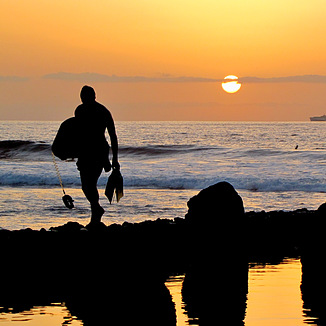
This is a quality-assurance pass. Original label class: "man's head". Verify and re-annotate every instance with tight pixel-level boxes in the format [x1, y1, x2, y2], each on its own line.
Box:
[80, 85, 96, 104]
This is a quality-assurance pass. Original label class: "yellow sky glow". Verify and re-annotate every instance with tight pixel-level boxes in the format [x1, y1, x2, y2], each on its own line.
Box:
[1, 0, 326, 120]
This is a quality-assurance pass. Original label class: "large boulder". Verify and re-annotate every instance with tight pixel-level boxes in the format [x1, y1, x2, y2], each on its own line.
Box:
[184, 181, 247, 264]
[183, 182, 248, 325]
[185, 181, 245, 227]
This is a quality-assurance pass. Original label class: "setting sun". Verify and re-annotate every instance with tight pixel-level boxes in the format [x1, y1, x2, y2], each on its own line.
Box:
[1, 0, 326, 120]
[222, 75, 242, 94]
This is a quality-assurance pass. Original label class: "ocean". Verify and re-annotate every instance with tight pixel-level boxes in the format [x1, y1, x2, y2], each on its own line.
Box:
[0, 120, 325, 230]
[1, 120, 325, 325]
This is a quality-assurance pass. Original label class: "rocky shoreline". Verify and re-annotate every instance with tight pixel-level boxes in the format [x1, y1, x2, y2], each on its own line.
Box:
[0, 207, 317, 258]
[1, 181, 325, 325]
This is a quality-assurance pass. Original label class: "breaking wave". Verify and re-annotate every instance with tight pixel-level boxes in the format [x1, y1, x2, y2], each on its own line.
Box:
[0, 140, 51, 160]
[0, 140, 214, 161]
[0, 137, 325, 193]
[0, 166, 325, 193]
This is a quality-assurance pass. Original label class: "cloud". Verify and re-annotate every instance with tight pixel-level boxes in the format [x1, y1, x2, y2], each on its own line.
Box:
[43, 72, 217, 83]
[0, 76, 29, 82]
[240, 75, 326, 83]
[42, 72, 326, 84]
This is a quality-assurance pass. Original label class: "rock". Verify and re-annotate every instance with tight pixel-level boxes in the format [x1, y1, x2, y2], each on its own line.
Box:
[183, 182, 248, 325]
[185, 181, 245, 227]
[49, 221, 85, 232]
[184, 181, 246, 253]
[317, 202, 326, 217]
[301, 203, 326, 324]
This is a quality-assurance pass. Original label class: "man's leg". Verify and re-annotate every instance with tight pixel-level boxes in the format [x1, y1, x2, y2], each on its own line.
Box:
[79, 164, 104, 223]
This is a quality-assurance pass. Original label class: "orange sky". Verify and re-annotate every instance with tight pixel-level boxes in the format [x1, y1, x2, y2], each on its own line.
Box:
[1, 0, 326, 121]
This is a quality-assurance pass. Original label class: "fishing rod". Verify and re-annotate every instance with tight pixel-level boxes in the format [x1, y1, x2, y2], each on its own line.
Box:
[51, 152, 74, 209]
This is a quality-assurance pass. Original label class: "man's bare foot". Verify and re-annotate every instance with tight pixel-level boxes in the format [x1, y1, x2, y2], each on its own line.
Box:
[90, 205, 105, 223]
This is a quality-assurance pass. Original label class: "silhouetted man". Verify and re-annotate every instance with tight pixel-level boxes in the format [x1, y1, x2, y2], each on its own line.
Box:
[75, 85, 119, 227]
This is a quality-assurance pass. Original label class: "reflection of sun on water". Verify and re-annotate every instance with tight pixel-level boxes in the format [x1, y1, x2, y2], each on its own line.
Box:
[245, 259, 309, 326]
[166, 259, 310, 326]
[165, 275, 194, 326]
[0, 303, 82, 326]
[221, 75, 242, 93]
[0, 260, 314, 325]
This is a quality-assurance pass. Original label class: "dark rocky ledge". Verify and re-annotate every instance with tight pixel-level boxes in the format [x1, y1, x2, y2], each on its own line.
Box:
[0, 181, 325, 325]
